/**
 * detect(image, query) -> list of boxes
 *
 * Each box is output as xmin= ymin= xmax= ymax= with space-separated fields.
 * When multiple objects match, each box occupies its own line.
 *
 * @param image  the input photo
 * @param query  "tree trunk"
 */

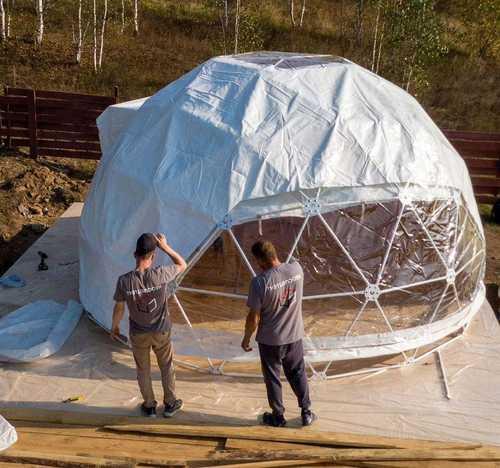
xmin=120 ymin=0 xmax=124 ymax=33
xmin=371 ymin=0 xmax=381 ymax=71
xmin=356 ymin=0 xmax=364 ymax=45
xmin=234 ymin=0 xmax=240 ymax=54
xmin=133 ymin=0 xmax=138 ymax=35
xmin=299 ymin=0 xmax=306 ymax=27
xmin=76 ymin=0 xmax=83 ymax=64
xmin=93 ymin=0 xmax=97 ymax=72
xmin=5 ymin=0 xmax=10 ymax=38
xmin=35 ymin=0 xmax=43 ymax=46
xmin=218 ymin=0 xmax=228 ymax=54
xmin=98 ymin=0 xmax=107 ymax=69
xmin=289 ymin=0 xmax=296 ymax=27
xmin=0 ymin=0 xmax=6 ymax=42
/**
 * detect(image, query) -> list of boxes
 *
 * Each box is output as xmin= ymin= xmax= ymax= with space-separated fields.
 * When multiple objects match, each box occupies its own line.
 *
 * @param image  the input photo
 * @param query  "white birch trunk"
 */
xmin=289 ymin=0 xmax=296 ymax=27
xmin=93 ymin=0 xmax=97 ymax=72
xmin=133 ymin=0 xmax=138 ymax=35
xmin=35 ymin=0 xmax=43 ymax=46
xmin=371 ymin=0 xmax=381 ymax=71
xmin=234 ymin=0 xmax=240 ymax=54
xmin=5 ymin=0 xmax=10 ymax=38
xmin=0 ymin=0 xmax=6 ymax=42
xmin=98 ymin=0 xmax=107 ymax=69
xmin=299 ymin=0 xmax=306 ymax=27
xmin=120 ymin=0 xmax=124 ymax=33
xmin=76 ymin=0 xmax=82 ymax=63
xmin=376 ymin=25 xmax=384 ymax=74
xmin=218 ymin=0 xmax=228 ymax=54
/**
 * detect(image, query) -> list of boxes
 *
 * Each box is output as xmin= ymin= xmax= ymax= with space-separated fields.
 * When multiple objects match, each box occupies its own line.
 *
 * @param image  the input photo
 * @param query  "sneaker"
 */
xmin=261 ymin=412 xmax=287 ymax=427
xmin=301 ymin=409 xmax=317 ymax=427
xmin=163 ymin=399 xmax=184 ymax=418
xmin=140 ymin=403 xmax=157 ymax=418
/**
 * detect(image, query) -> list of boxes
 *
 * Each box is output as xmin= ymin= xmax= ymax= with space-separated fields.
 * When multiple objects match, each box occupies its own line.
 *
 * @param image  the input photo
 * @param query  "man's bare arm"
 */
xmin=111 ymin=301 xmax=125 ymax=338
xmin=241 ymin=308 xmax=260 ymax=352
xmin=154 ymin=233 xmax=187 ymax=274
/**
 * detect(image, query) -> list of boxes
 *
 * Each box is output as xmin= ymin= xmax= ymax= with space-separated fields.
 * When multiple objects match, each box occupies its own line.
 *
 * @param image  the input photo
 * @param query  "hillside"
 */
xmin=0 ymin=0 xmax=499 ymax=130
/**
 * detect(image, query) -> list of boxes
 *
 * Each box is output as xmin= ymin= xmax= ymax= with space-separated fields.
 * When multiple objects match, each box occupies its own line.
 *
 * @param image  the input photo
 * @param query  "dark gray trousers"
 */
xmin=258 ymin=339 xmax=311 ymax=416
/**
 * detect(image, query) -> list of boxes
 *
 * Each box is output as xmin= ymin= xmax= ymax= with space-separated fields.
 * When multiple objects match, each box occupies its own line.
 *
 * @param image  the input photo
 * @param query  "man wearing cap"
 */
xmin=112 ymin=233 xmax=187 ymax=418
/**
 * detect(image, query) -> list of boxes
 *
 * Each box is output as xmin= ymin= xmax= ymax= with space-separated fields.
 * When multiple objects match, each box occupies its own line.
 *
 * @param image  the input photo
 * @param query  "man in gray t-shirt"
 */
xmin=242 ymin=240 xmax=315 ymax=427
xmin=112 ymin=232 xmax=187 ymax=419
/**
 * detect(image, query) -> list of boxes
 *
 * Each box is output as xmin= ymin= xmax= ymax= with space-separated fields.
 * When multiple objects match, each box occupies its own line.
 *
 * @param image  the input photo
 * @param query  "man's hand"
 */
xmin=154 ymin=233 xmax=169 ymax=250
xmin=241 ymin=337 xmax=252 ymax=352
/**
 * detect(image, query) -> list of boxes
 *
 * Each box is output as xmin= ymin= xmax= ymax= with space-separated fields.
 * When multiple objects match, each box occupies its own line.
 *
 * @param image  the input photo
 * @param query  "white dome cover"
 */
xmin=80 ymin=52 xmax=483 ymax=358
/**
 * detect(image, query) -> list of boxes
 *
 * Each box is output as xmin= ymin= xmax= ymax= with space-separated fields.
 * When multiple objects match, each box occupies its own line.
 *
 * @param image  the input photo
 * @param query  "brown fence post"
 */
xmin=3 ymin=85 xmax=12 ymax=148
xmin=114 ymin=86 xmax=119 ymax=103
xmin=27 ymin=88 xmax=38 ymax=159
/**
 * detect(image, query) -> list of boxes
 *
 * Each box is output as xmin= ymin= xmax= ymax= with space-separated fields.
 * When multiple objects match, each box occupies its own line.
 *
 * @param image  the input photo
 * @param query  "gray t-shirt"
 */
xmin=113 ymin=265 xmax=178 ymax=335
xmin=247 ymin=261 xmax=304 ymax=346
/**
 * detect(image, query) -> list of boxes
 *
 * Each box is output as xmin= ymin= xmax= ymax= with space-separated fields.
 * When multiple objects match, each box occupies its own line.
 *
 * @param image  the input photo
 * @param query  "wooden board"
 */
xmin=104 ymin=424 xmax=481 ymax=451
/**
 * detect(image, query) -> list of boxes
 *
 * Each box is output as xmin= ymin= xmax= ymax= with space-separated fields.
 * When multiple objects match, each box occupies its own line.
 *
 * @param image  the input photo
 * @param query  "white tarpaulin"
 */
xmin=0 ymin=300 xmax=82 ymax=362
xmin=0 ymin=416 xmax=17 ymax=451
xmin=81 ymin=52 xmax=485 ymax=365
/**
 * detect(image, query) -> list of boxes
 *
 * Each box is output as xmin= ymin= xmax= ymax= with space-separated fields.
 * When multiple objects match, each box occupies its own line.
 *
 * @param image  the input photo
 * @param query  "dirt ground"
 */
xmin=0 ymin=150 xmax=95 ymax=275
xmin=0 ymin=151 xmax=498 ymax=292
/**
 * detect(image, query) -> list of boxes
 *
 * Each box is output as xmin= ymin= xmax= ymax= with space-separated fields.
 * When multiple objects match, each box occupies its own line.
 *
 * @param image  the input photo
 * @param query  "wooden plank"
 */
xmin=471 ymin=177 xmax=500 ymax=188
xmin=444 ymin=130 xmax=500 ymax=142
xmin=0 ymin=128 xmax=29 ymax=138
xmin=37 ymin=139 xmax=101 ymax=151
xmin=36 ymin=112 xmax=101 ymax=125
xmin=0 ymin=96 xmax=29 ymax=106
xmin=37 ymin=122 xmax=98 ymax=133
xmin=38 ymin=148 xmax=101 ymax=159
xmin=0 ymin=450 xmax=133 ymax=467
xmin=0 ymin=112 xmax=28 ymax=123
xmin=37 ymin=129 xmax=99 ymax=141
xmin=104 ymin=424 xmax=481 ymax=451
xmin=34 ymin=89 xmax=115 ymax=105
xmin=211 ymin=447 xmax=500 ymax=462
xmin=26 ymin=89 xmax=37 ymax=159
xmin=225 ymin=438 xmax=335 ymax=451
xmin=7 ymin=138 xmax=31 ymax=147
xmin=203 ymin=460 xmax=327 ymax=468
xmin=36 ymin=98 xmax=110 ymax=112
xmin=4 ymin=87 xmax=31 ymax=96
xmin=12 ymin=431 xmax=211 ymax=462
xmin=15 ymin=422 xmax=220 ymax=448
xmin=464 ymin=158 xmax=500 ymax=170
xmin=449 ymin=140 xmax=500 ymax=157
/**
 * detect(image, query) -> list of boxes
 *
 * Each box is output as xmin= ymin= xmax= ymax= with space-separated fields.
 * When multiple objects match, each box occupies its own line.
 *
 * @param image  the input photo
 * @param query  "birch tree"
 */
xmin=97 ymin=0 xmax=107 ymax=69
xmin=120 ymin=0 xmax=125 ymax=33
xmin=234 ymin=0 xmax=240 ymax=54
xmin=0 ymin=0 xmax=6 ymax=42
xmin=217 ymin=0 xmax=229 ymax=54
xmin=92 ymin=0 xmax=97 ymax=71
xmin=6 ymin=0 xmax=11 ymax=38
xmin=75 ymin=0 xmax=90 ymax=64
xmin=288 ymin=0 xmax=295 ymax=27
xmin=133 ymin=0 xmax=138 ymax=35
xmin=299 ymin=0 xmax=306 ymax=27
xmin=35 ymin=0 xmax=44 ymax=46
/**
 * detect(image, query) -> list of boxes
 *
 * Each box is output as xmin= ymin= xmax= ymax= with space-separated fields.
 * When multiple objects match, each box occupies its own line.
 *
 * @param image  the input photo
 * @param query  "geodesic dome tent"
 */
xmin=80 ymin=52 xmax=486 ymax=373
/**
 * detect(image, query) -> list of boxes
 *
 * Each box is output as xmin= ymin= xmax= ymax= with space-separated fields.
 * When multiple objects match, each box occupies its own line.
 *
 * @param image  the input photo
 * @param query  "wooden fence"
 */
xmin=0 ymin=86 xmax=118 ymax=160
xmin=443 ymin=130 xmax=500 ymax=204
xmin=0 ymin=87 xmax=498 ymax=204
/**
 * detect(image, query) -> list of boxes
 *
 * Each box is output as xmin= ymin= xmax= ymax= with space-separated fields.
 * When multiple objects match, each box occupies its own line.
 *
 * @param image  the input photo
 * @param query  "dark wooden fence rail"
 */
xmin=0 ymin=86 xmax=118 ymax=160
xmin=0 ymin=87 xmax=499 ymax=204
xmin=443 ymin=130 xmax=500 ymax=204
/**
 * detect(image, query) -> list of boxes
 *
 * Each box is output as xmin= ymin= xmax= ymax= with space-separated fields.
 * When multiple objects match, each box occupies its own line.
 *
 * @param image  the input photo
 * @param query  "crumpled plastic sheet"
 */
xmin=0 ymin=300 xmax=83 ymax=362
xmin=0 ymin=416 xmax=17 ymax=451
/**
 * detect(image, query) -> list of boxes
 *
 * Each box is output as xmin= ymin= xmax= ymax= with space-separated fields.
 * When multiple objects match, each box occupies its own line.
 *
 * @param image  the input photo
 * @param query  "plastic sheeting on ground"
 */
xmin=0 ymin=416 xmax=17 ymax=451
xmin=0 ymin=300 xmax=82 ymax=362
